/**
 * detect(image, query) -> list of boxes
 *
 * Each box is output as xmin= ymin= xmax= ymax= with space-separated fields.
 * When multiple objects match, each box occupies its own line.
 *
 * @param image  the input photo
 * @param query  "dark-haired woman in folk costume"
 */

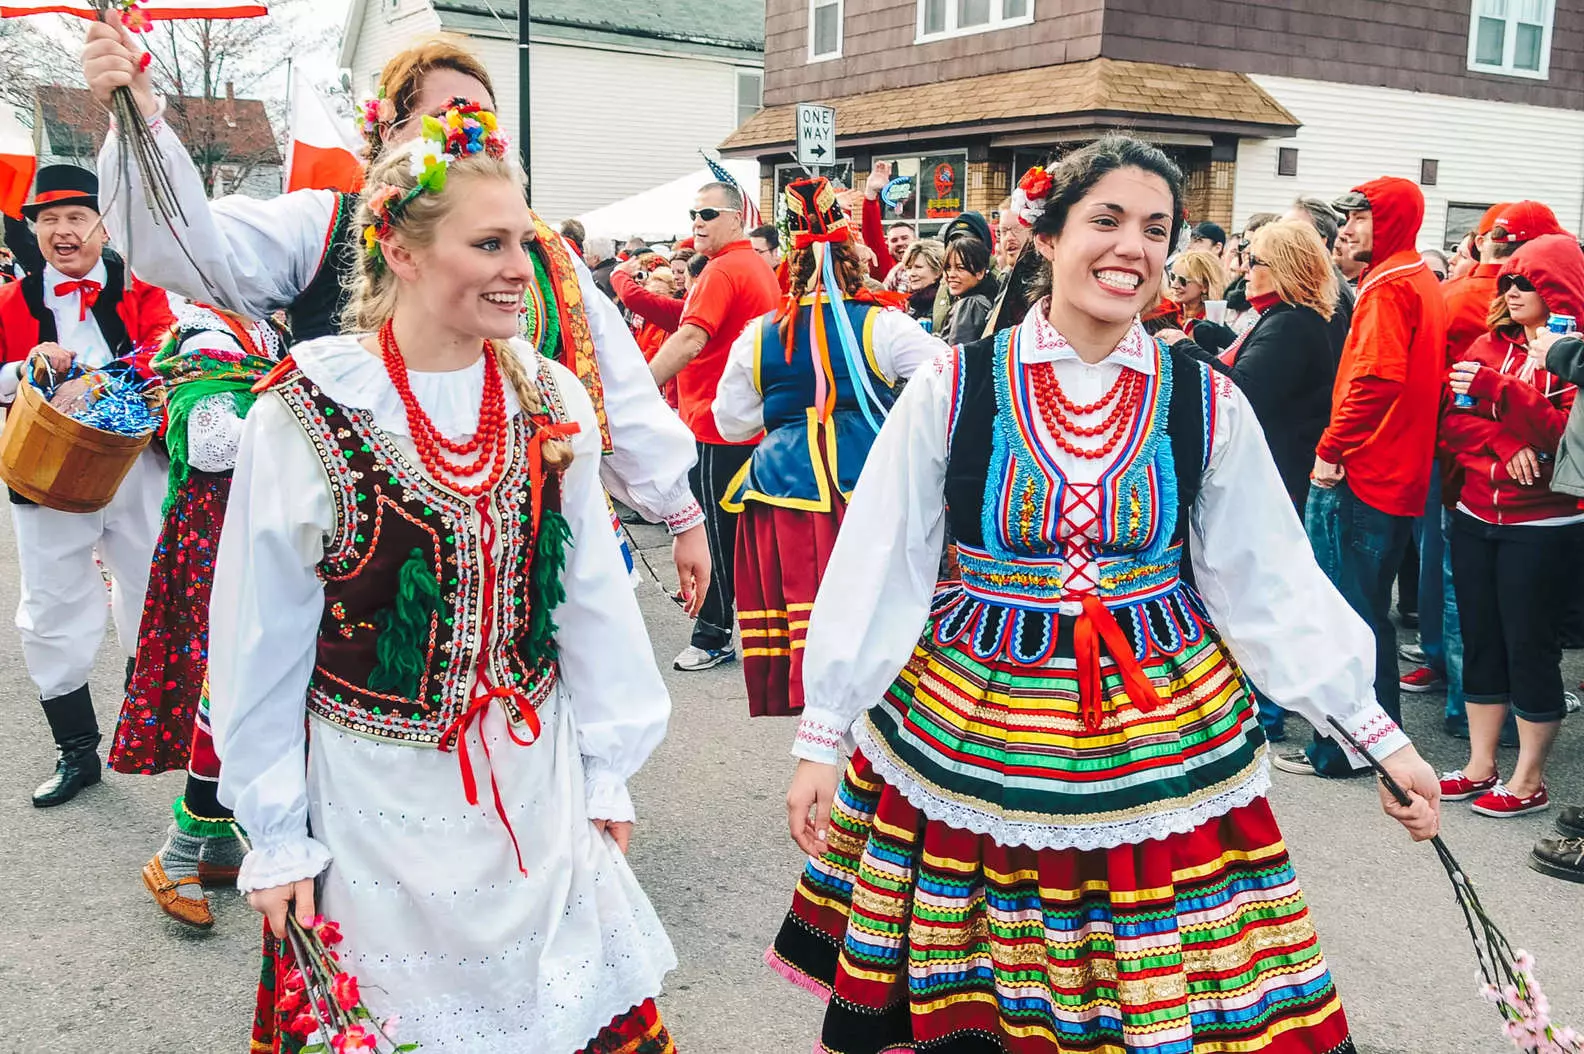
xmin=770 ymin=141 xmax=1442 ymax=1053
xmin=712 ymin=177 xmax=946 ymax=717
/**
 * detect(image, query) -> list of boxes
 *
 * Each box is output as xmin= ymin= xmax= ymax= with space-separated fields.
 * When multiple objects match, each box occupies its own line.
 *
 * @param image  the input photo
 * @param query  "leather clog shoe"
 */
xmin=142 ymin=856 xmax=214 ymax=929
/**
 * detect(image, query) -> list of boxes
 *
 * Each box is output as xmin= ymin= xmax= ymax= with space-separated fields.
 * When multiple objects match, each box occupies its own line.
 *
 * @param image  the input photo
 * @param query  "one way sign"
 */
xmin=796 ymin=103 xmax=836 ymax=168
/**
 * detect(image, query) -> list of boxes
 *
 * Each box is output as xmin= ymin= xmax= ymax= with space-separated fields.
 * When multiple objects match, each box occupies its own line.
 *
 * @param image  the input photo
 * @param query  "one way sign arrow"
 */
xmin=796 ymin=103 xmax=836 ymax=168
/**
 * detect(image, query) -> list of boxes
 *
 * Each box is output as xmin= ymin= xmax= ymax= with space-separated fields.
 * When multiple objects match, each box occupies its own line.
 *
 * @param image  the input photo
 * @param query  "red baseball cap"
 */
xmin=1491 ymin=200 xmax=1565 ymax=243
xmin=1476 ymin=203 xmax=1509 ymax=236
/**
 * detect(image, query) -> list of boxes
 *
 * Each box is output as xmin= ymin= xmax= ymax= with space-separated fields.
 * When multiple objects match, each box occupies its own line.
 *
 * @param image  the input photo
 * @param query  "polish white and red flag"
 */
xmin=0 ymin=105 xmax=36 ymax=220
xmin=0 ymin=0 xmax=266 ymax=18
xmin=286 ymin=68 xmax=364 ymax=195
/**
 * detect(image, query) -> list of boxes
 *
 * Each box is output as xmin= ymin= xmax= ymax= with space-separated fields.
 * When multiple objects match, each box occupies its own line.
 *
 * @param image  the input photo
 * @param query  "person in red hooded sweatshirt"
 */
xmin=1436 ymin=233 xmax=1584 ymax=819
xmin=1273 ymin=176 xmax=1448 ymax=780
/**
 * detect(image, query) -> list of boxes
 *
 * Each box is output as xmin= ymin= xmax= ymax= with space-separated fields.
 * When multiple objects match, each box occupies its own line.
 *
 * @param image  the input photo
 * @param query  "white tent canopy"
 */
xmin=570 ymin=159 xmax=761 ymax=251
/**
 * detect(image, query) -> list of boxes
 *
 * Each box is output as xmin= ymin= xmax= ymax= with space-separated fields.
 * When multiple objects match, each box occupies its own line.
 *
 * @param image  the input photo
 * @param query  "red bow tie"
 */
xmin=54 ymin=279 xmax=102 ymax=322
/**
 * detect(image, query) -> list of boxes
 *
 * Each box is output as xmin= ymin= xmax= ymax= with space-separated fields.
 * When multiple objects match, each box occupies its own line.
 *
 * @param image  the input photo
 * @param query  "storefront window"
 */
xmin=872 ymin=151 xmax=967 ymax=240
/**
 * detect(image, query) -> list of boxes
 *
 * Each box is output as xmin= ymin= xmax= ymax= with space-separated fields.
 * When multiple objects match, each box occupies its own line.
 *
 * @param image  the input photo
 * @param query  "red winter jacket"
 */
xmin=1439 ymin=234 xmax=1584 ymax=524
xmin=1316 ymin=176 xmax=1448 ymax=517
xmin=1443 ymin=261 xmax=1501 ymax=364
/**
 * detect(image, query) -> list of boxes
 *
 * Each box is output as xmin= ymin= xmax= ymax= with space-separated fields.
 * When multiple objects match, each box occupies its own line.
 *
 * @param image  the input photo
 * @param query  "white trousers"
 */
xmin=10 ymin=449 xmax=166 ymax=700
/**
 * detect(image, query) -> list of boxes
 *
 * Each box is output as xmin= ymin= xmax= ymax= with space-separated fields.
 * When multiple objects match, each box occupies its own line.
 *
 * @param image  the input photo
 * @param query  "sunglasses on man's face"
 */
xmin=689 ymin=207 xmax=741 ymax=222
xmin=1499 ymin=274 xmax=1536 ymax=294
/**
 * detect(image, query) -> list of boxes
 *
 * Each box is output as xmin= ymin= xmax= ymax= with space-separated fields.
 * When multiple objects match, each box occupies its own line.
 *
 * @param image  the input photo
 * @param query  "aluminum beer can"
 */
xmin=1549 ymin=313 xmax=1577 ymax=335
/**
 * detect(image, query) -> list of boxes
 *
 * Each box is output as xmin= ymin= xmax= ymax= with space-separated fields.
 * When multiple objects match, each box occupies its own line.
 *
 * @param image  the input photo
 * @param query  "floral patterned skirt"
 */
xmin=110 ymin=471 xmax=231 ymax=775
xmin=768 ymin=751 xmax=1355 ymax=1054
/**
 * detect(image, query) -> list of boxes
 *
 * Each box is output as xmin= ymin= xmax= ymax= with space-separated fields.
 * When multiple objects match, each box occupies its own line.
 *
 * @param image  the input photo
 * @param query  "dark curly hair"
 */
xmin=1025 ymin=136 xmax=1186 ymax=303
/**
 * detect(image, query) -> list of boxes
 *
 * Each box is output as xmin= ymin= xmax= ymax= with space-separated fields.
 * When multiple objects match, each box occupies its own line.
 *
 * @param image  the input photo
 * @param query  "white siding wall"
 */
xmin=475 ymin=39 xmax=756 ymax=221
xmin=1234 ymin=74 xmax=1584 ymax=249
xmin=345 ymin=0 xmax=442 ymax=102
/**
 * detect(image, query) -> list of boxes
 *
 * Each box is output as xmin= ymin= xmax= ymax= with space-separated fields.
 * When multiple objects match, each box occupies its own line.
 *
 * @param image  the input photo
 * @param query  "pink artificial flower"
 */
xmin=378 ymin=1015 xmax=401 ymax=1041
xmin=330 ymin=1024 xmax=378 ymax=1053
xmin=277 ymin=988 xmax=305 ymax=1015
xmin=316 ymin=919 xmax=344 ymax=947
xmin=285 ymin=1012 xmax=319 ymax=1039
xmin=282 ymin=968 xmax=306 ymax=995
xmin=330 ymin=972 xmax=361 ymax=1012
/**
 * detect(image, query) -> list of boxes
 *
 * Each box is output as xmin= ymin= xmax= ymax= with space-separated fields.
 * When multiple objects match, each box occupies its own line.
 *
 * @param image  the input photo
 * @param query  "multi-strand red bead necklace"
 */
xmin=1029 ymin=362 xmax=1145 ymax=460
xmin=378 ymin=320 xmax=510 ymax=494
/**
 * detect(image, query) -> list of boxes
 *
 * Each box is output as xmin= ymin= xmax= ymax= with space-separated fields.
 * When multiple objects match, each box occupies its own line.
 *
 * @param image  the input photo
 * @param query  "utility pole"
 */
xmin=518 ymin=0 xmax=531 ymax=205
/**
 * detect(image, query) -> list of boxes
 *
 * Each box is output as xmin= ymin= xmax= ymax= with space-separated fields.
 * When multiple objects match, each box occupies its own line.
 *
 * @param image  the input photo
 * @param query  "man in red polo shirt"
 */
xmin=1272 ymin=176 xmax=1448 ymax=779
xmin=650 ymin=181 xmax=780 ymax=670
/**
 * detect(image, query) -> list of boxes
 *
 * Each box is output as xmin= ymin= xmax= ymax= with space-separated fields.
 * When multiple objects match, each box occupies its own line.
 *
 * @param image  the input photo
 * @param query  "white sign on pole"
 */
xmin=795 ymin=103 xmax=836 ymax=168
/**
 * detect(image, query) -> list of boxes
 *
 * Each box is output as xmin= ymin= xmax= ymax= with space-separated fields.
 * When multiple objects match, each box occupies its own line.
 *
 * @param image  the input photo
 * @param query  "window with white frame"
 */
xmin=918 ymin=0 xmax=1033 ymax=42
xmin=809 ymin=0 xmax=843 ymax=61
xmin=736 ymin=70 xmax=764 ymax=127
xmin=1468 ymin=0 xmax=1553 ymax=78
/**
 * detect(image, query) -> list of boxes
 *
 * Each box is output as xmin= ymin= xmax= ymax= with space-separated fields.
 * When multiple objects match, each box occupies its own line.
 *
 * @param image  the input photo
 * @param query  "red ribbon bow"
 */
xmin=54 ymin=279 xmax=102 ymax=322
xmin=1073 ymin=594 xmax=1165 ymax=732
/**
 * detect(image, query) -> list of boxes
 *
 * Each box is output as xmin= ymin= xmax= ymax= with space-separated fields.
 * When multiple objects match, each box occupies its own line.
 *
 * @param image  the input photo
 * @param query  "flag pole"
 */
xmin=518 ymin=0 xmax=531 ymax=205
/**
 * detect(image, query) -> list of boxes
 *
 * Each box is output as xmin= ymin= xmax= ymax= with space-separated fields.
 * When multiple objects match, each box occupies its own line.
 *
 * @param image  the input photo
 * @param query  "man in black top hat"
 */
xmin=0 ymin=164 xmax=174 ymax=807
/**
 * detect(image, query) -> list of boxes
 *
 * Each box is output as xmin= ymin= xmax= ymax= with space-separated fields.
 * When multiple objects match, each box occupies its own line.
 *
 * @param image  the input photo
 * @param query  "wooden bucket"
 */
xmin=0 ymin=379 xmax=155 ymax=513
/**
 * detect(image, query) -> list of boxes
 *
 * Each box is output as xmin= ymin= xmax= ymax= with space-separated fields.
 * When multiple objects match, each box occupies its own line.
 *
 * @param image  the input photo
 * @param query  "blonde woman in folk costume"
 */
xmin=772 ymin=138 xmax=1441 ymax=1053
xmin=81 ymin=13 xmax=712 ymax=610
xmin=206 ymin=106 xmax=676 ymax=1053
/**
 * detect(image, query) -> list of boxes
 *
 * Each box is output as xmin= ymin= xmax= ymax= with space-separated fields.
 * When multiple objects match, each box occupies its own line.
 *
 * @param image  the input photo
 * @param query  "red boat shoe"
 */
xmin=1439 ymin=770 xmax=1500 ymax=801
xmin=1471 ymin=782 xmax=1550 ymax=818
xmin=1399 ymin=666 xmax=1445 ymax=693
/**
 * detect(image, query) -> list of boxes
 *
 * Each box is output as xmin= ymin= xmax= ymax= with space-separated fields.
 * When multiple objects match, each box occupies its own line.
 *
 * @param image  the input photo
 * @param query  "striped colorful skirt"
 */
xmin=735 ymin=502 xmax=845 ymax=718
xmin=768 ymin=752 xmax=1353 ymax=1054
xmin=768 ymin=582 xmax=1353 ymax=1052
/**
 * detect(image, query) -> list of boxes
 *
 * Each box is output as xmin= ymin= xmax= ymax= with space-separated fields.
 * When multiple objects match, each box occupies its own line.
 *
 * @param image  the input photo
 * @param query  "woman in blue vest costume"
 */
xmin=713 ymin=177 xmax=946 ymax=717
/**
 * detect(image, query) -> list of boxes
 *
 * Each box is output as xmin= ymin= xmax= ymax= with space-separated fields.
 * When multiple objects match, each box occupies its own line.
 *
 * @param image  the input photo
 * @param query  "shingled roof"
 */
xmin=721 ymin=58 xmax=1299 ymax=154
xmin=38 ymin=84 xmax=281 ymax=166
xmin=433 ymin=0 xmax=763 ymax=54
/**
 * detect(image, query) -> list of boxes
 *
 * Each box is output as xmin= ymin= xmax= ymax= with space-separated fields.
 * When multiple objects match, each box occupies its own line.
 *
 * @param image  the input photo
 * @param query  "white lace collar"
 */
xmin=1016 ymin=299 xmax=1156 ymax=375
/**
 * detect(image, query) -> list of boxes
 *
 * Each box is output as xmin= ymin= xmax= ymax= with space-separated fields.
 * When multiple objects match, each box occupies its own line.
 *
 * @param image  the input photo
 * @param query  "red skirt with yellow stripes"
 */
xmin=735 ymin=502 xmax=844 ymax=718
xmin=768 ymin=752 xmax=1354 ymax=1054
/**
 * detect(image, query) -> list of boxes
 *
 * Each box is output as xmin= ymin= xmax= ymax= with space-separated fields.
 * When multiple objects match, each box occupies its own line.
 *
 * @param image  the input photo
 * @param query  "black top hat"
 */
xmin=22 ymin=165 xmax=99 ymax=221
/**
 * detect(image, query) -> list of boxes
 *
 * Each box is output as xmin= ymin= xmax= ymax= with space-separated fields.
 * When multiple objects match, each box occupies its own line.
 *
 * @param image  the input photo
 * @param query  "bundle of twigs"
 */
xmin=90 ymin=0 xmax=187 ymax=229
xmin=1326 ymin=717 xmax=1580 ymax=1053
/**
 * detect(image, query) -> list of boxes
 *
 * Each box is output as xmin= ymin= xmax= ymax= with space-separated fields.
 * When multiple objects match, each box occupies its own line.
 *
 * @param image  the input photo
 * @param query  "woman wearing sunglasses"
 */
xmin=1163 ymin=248 xmax=1226 ymax=326
xmin=1440 ymin=233 xmax=1584 ymax=819
xmin=1165 ymin=221 xmax=1338 ymax=512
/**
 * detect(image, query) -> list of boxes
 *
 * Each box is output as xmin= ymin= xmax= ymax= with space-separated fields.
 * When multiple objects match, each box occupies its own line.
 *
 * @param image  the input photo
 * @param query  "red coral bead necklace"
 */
xmin=379 ymin=319 xmax=510 ymax=496
xmin=1029 ymin=363 xmax=1143 ymax=460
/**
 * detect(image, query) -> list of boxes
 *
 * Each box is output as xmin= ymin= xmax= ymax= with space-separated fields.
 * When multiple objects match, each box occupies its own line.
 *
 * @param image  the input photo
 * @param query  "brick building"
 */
xmin=722 ymin=1 xmax=1584 ymax=247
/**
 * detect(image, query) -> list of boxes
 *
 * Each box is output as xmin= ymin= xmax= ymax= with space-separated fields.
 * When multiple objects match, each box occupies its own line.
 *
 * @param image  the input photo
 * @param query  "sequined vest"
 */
xmin=273 ymin=368 xmax=570 ymax=745
xmin=944 ymin=326 xmax=1212 ymax=613
xmin=723 ymin=297 xmax=895 ymax=511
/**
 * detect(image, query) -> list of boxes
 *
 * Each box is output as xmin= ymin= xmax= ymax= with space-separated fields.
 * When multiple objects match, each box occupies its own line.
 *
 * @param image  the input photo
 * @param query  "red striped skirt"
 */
xmin=768 ymin=751 xmax=1354 ymax=1054
xmin=735 ymin=502 xmax=844 ymax=718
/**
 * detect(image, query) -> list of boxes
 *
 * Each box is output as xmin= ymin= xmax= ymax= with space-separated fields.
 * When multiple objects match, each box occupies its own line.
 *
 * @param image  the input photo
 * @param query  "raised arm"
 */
xmin=86 ymin=15 xmax=334 ymax=316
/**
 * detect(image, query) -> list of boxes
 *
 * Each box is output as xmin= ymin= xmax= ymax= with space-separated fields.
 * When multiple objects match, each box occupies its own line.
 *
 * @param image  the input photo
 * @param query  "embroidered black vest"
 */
xmin=273 ymin=366 xmax=570 ymax=745
xmin=284 ymin=193 xmax=357 ymax=346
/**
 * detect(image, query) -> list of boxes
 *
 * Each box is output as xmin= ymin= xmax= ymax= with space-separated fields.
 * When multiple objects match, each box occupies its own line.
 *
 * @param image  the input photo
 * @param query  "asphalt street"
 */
xmin=0 ymin=512 xmax=1579 ymax=1054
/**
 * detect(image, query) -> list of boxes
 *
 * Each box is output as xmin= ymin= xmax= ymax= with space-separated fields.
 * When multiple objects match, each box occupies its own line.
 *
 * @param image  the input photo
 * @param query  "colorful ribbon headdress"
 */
xmin=361 ymin=98 xmax=510 ymax=268
xmin=775 ymin=176 xmax=893 ymax=435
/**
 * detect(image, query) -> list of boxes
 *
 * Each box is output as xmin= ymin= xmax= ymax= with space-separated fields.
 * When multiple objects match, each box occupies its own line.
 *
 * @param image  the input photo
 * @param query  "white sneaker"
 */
xmin=673 ymin=645 xmax=736 ymax=671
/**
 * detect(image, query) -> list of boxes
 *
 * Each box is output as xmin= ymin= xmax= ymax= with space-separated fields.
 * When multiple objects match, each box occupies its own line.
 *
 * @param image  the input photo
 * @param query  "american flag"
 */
xmin=703 ymin=152 xmax=762 ymax=230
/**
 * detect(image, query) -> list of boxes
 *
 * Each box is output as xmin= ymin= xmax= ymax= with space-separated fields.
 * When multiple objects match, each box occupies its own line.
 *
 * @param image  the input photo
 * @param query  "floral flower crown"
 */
xmin=1009 ymin=165 xmax=1053 ymax=229
xmin=358 ymin=91 xmax=397 ymax=138
xmin=361 ymin=99 xmax=511 ymax=268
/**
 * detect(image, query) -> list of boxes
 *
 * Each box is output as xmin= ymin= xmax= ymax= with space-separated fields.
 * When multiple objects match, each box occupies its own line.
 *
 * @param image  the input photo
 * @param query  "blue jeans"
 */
xmin=1413 ymin=474 xmax=1445 ymax=673
xmin=1303 ymin=481 xmax=1414 ymax=774
xmin=1438 ymin=507 xmax=1467 ymax=724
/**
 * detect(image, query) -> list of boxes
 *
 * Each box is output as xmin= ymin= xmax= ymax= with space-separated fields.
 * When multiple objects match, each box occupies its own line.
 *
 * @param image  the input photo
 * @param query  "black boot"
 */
xmin=125 ymin=656 xmax=136 ymax=693
xmin=32 ymin=686 xmax=102 ymax=808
